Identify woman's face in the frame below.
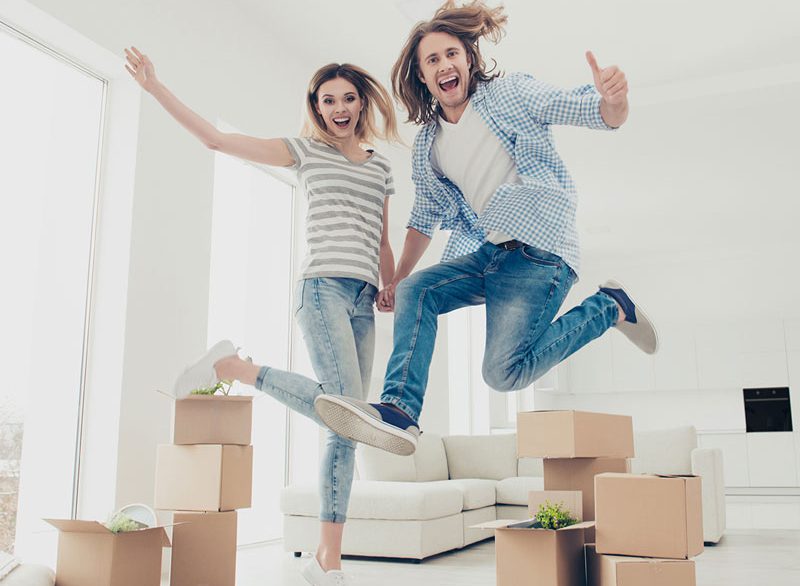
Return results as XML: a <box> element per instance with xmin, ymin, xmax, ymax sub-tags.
<box><xmin>315</xmin><ymin>77</ymin><xmax>362</xmax><ymax>139</ymax></box>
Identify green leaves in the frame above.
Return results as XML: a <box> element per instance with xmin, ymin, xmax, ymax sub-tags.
<box><xmin>189</xmin><ymin>380</ymin><xmax>233</xmax><ymax>396</ymax></box>
<box><xmin>534</xmin><ymin>500</ymin><xmax>578</xmax><ymax>530</ymax></box>
<box><xmin>105</xmin><ymin>512</ymin><xmax>147</xmax><ymax>533</ymax></box>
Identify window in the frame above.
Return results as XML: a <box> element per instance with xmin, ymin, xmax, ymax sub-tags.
<box><xmin>447</xmin><ymin>305</ymin><xmax>540</xmax><ymax>434</ymax></box>
<box><xmin>0</xmin><ymin>20</ymin><xmax>105</xmax><ymax>560</ymax></box>
<box><xmin>207</xmin><ymin>137</ymin><xmax>296</xmax><ymax>544</ymax></box>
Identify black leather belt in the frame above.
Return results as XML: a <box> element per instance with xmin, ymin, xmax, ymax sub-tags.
<box><xmin>497</xmin><ymin>239</ymin><xmax>525</xmax><ymax>251</ymax></box>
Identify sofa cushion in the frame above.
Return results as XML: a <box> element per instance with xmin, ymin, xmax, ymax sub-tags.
<box><xmin>496</xmin><ymin>476</ymin><xmax>545</xmax><ymax>506</ymax></box>
<box><xmin>631</xmin><ymin>426</ymin><xmax>697</xmax><ymax>475</ymax></box>
<box><xmin>414</xmin><ymin>434</ymin><xmax>450</xmax><ymax>481</ymax></box>
<box><xmin>356</xmin><ymin>433</ymin><xmax>448</xmax><ymax>482</ymax></box>
<box><xmin>443</xmin><ymin>434</ymin><xmax>517</xmax><ymax>480</ymax></box>
<box><xmin>431</xmin><ymin>479</ymin><xmax>497</xmax><ymax>511</ymax></box>
<box><xmin>356</xmin><ymin>445</ymin><xmax>416</xmax><ymax>482</ymax></box>
<box><xmin>281</xmin><ymin>481</ymin><xmax>463</xmax><ymax>521</ymax></box>
<box><xmin>517</xmin><ymin>457</ymin><xmax>543</xmax><ymax>477</ymax></box>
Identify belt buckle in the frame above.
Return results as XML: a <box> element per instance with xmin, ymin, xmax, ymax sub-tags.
<box><xmin>500</xmin><ymin>240</ymin><xmax>523</xmax><ymax>251</ymax></box>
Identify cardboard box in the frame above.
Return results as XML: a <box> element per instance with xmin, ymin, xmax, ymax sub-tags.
<box><xmin>173</xmin><ymin>395</ymin><xmax>253</xmax><ymax>445</ymax></box>
<box><xmin>517</xmin><ymin>410</ymin><xmax>634</xmax><ymax>458</ymax></box>
<box><xmin>595</xmin><ymin>473</ymin><xmax>704</xmax><ymax>559</ymax></box>
<box><xmin>171</xmin><ymin>511</ymin><xmax>237</xmax><ymax>586</ymax></box>
<box><xmin>585</xmin><ymin>544</ymin><xmax>696</xmax><ymax>586</ymax></box>
<box><xmin>44</xmin><ymin>519</ymin><xmax>169</xmax><ymax>586</ymax></box>
<box><xmin>475</xmin><ymin>519</ymin><xmax>594</xmax><ymax>586</ymax></box>
<box><xmin>528</xmin><ymin>490</ymin><xmax>584</xmax><ymax>522</ymax></box>
<box><xmin>155</xmin><ymin>444</ymin><xmax>253</xmax><ymax>512</ymax></box>
<box><xmin>543</xmin><ymin>457</ymin><xmax>630</xmax><ymax>542</ymax></box>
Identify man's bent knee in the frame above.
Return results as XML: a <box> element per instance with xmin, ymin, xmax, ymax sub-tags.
<box><xmin>482</xmin><ymin>363</ymin><xmax>516</xmax><ymax>392</ymax></box>
<box><xmin>482</xmin><ymin>362</ymin><xmax>545</xmax><ymax>392</ymax></box>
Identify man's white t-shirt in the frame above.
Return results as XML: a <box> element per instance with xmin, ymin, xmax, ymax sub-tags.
<box><xmin>430</xmin><ymin>100</ymin><xmax>517</xmax><ymax>244</ymax></box>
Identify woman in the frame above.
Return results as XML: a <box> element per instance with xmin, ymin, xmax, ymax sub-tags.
<box><xmin>124</xmin><ymin>47</ymin><xmax>399</xmax><ymax>586</ymax></box>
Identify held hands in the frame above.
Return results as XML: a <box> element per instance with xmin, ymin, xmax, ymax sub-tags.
<box><xmin>376</xmin><ymin>283</ymin><xmax>396</xmax><ymax>312</ymax></box>
<box><xmin>124</xmin><ymin>46</ymin><xmax>159</xmax><ymax>93</ymax></box>
<box><xmin>585</xmin><ymin>51</ymin><xmax>627</xmax><ymax>106</ymax></box>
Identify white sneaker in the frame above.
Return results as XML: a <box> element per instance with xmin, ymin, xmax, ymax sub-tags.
<box><xmin>172</xmin><ymin>340</ymin><xmax>237</xmax><ymax>398</ymax></box>
<box><xmin>599</xmin><ymin>279</ymin><xmax>659</xmax><ymax>354</ymax></box>
<box><xmin>301</xmin><ymin>556</ymin><xmax>349</xmax><ymax>586</ymax></box>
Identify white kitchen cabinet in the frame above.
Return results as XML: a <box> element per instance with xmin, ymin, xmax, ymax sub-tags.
<box><xmin>746</xmin><ymin>432</ymin><xmax>798</xmax><ymax>487</ymax></box>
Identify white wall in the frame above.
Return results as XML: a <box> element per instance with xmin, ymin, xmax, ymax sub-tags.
<box><xmin>534</xmin><ymin>77</ymin><xmax>800</xmax><ymax>484</ymax></box>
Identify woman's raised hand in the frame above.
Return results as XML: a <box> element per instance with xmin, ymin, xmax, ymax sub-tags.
<box><xmin>124</xmin><ymin>46</ymin><xmax>159</xmax><ymax>93</ymax></box>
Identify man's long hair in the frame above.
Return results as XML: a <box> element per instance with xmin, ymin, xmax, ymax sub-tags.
<box><xmin>391</xmin><ymin>1</ymin><xmax>507</xmax><ymax>126</ymax></box>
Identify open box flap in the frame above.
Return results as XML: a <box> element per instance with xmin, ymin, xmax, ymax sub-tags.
<box><xmin>155</xmin><ymin>389</ymin><xmax>254</xmax><ymax>402</ymax></box>
<box><xmin>45</xmin><ymin>519</ymin><xmax>181</xmax><ymax>544</ymax></box>
<box><xmin>44</xmin><ymin>519</ymin><xmax>111</xmax><ymax>534</ymax></box>
<box><xmin>469</xmin><ymin>519</ymin><xmax>595</xmax><ymax>532</ymax></box>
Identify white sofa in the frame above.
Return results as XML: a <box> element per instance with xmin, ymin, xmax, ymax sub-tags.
<box><xmin>280</xmin><ymin>426</ymin><xmax>725</xmax><ymax>560</ymax></box>
<box><xmin>281</xmin><ymin>433</ymin><xmax>541</xmax><ymax>560</ymax></box>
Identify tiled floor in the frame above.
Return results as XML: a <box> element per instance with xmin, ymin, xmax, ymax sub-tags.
<box><xmin>220</xmin><ymin>529</ymin><xmax>800</xmax><ymax>586</ymax></box>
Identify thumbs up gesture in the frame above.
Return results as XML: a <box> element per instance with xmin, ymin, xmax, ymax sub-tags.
<box><xmin>586</xmin><ymin>51</ymin><xmax>628</xmax><ymax>106</ymax></box>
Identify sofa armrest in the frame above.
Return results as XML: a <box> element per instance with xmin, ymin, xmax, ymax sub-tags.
<box><xmin>0</xmin><ymin>565</ymin><xmax>55</xmax><ymax>586</ymax></box>
<box><xmin>691</xmin><ymin>447</ymin><xmax>726</xmax><ymax>543</ymax></box>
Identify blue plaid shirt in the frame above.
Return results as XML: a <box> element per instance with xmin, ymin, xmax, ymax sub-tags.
<box><xmin>407</xmin><ymin>72</ymin><xmax>613</xmax><ymax>276</ymax></box>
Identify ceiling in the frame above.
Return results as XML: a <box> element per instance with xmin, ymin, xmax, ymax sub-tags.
<box><xmin>236</xmin><ymin>0</ymin><xmax>800</xmax><ymax>259</ymax></box>
<box><xmin>238</xmin><ymin>0</ymin><xmax>799</xmax><ymax>90</ymax></box>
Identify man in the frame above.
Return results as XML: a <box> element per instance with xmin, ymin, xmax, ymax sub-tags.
<box><xmin>315</xmin><ymin>0</ymin><xmax>658</xmax><ymax>456</ymax></box>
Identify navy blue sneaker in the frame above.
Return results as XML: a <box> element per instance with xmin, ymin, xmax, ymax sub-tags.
<box><xmin>313</xmin><ymin>395</ymin><xmax>420</xmax><ymax>456</ymax></box>
<box><xmin>599</xmin><ymin>279</ymin><xmax>659</xmax><ymax>354</ymax></box>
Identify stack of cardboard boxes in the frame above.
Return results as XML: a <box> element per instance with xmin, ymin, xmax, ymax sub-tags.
<box><xmin>479</xmin><ymin>410</ymin><xmax>703</xmax><ymax>586</ymax></box>
<box><xmin>588</xmin><ymin>472</ymin><xmax>702</xmax><ymax>585</ymax></box>
<box><xmin>155</xmin><ymin>394</ymin><xmax>254</xmax><ymax>586</ymax></box>
<box><xmin>518</xmin><ymin>410</ymin><xmax>634</xmax><ymax>543</ymax></box>
<box><xmin>42</xmin><ymin>393</ymin><xmax>255</xmax><ymax>586</ymax></box>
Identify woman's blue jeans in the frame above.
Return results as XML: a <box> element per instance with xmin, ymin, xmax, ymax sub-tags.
<box><xmin>254</xmin><ymin>277</ymin><xmax>376</xmax><ymax>523</ymax></box>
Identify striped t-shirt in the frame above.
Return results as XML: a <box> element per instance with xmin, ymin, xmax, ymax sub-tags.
<box><xmin>283</xmin><ymin>138</ymin><xmax>394</xmax><ymax>287</ymax></box>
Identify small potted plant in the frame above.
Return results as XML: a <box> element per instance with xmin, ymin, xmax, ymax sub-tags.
<box><xmin>190</xmin><ymin>379</ymin><xmax>233</xmax><ymax>396</ymax></box>
<box><xmin>534</xmin><ymin>500</ymin><xmax>578</xmax><ymax>530</ymax></box>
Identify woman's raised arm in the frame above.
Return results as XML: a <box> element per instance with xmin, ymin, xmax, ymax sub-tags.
<box><xmin>124</xmin><ymin>46</ymin><xmax>294</xmax><ymax>167</ymax></box>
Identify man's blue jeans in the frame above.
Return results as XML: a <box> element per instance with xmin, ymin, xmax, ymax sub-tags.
<box><xmin>381</xmin><ymin>242</ymin><xmax>619</xmax><ymax>422</ymax></box>
<box><xmin>254</xmin><ymin>277</ymin><xmax>376</xmax><ymax>523</ymax></box>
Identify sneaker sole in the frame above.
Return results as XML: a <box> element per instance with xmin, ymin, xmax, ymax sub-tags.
<box><xmin>314</xmin><ymin>395</ymin><xmax>418</xmax><ymax>456</ymax></box>
<box><xmin>606</xmin><ymin>279</ymin><xmax>659</xmax><ymax>354</ymax></box>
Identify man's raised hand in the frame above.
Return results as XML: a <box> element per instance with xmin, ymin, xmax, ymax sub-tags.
<box><xmin>586</xmin><ymin>50</ymin><xmax>627</xmax><ymax>106</ymax></box>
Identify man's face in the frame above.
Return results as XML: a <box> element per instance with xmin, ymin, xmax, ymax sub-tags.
<box><xmin>417</xmin><ymin>31</ymin><xmax>471</xmax><ymax>118</ymax></box>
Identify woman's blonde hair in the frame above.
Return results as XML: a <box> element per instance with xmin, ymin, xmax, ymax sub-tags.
<box><xmin>391</xmin><ymin>1</ymin><xmax>507</xmax><ymax>125</ymax></box>
<box><xmin>303</xmin><ymin>63</ymin><xmax>401</xmax><ymax>146</ymax></box>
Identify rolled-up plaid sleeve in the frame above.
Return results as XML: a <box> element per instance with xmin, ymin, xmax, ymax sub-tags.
<box><xmin>406</xmin><ymin>177</ymin><xmax>441</xmax><ymax>237</ymax></box>
<box><xmin>509</xmin><ymin>72</ymin><xmax>613</xmax><ymax>130</ymax></box>
<box><xmin>405</xmin><ymin>131</ymin><xmax>442</xmax><ymax>237</ymax></box>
